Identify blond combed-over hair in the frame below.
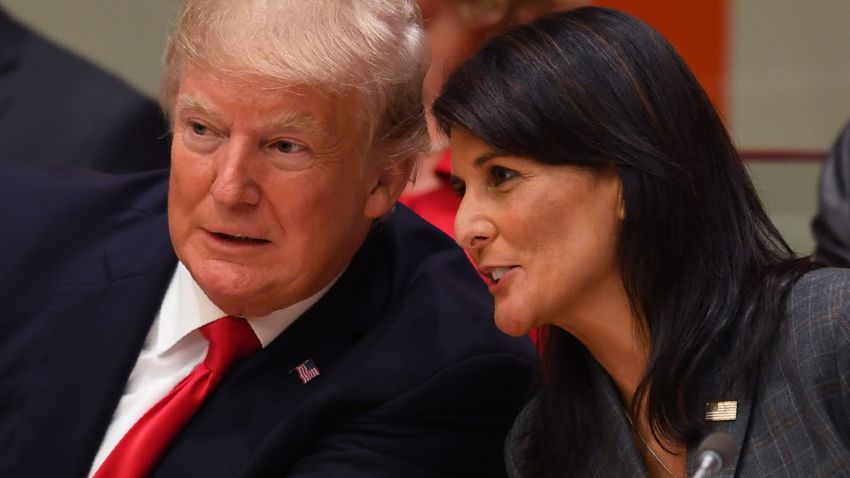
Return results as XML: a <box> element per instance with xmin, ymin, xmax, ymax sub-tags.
<box><xmin>161</xmin><ymin>0</ymin><xmax>430</xmax><ymax>169</ymax></box>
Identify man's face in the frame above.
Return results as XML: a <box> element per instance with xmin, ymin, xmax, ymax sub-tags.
<box><xmin>168</xmin><ymin>65</ymin><xmax>398</xmax><ymax>317</ymax></box>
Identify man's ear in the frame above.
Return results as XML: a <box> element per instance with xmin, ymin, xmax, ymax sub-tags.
<box><xmin>363</xmin><ymin>156</ymin><xmax>415</xmax><ymax>219</ymax></box>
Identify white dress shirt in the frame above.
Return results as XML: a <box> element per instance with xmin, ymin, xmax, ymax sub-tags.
<box><xmin>87</xmin><ymin>262</ymin><xmax>338</xmax><ymax>476</ymax></box>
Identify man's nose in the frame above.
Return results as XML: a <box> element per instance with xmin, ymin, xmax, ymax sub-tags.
<box><xmin>454</xmin><ymin>195</ymin><xmax>495</xmax><ymax>252</ymax></box>
<box><xmin>210</xmin><ymin>139</ymin><xmax>261</xmax><ymax>206</ymax></box>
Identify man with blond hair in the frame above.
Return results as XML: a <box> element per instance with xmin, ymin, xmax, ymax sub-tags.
<box><xmin>0</xmin><ymin>1</ymin><xmax>535</xmax><ymax>477</ymax></box>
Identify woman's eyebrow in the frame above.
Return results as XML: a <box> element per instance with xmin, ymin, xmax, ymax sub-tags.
<box><xmin>475</xmin><ymin>151</ymin><xmax>510</xmax><ymax>167</ymax></box>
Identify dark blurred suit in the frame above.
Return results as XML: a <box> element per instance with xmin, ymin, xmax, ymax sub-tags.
<box><xmin>0</xmin><ymin>164</ymin><xmax>536</xmax><ymax>477</ymax></box>
<box><xmin>0</xmin><ymin>8</ymin><xmax>169</xmax><ymax>173</ymax></box>
<box><xmin>814</xmin><ymin>121</ymin><xmax>850</xmax><ymax>267</ymax></box>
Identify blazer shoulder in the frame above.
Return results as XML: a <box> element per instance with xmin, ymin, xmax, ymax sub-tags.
<box><xmin>0</xmin><ymin>164</ymin><xmax>169</xmax><ymax>215</ymax></box>
<box><xmin>742</xmin><ymin>268</ymin><xmax>850</xmax><ymax>476</ymax></box>
<box><xmin>0</xmin><ymin>165</ymin><xmax>170</xmax><ymax>278</ymax></box>
<box><xmin>779</xmin><ymin>267</ymin><xmax>850</xmax><ymax>383</ymax></box>
<box><xmin>786</xmin><ymin>267</ymin><xmax>850</xmax><ymax>335</ymax></box>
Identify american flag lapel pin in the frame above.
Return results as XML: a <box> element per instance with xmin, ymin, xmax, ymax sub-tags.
<box><xmin>290</xmin><ymin>358</ymin><xmax>321</xmax><ymax>384</ymax></box>
<box><xmin>705</xmin><ymin>400</ymin><xmax>737</xmax><ymax>421</ymax></box>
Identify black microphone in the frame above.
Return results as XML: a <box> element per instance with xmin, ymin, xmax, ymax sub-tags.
<box><xmin>692</xmin><ymin>432</ymin><xmax>736</xmax><ymax>478</ymax></box>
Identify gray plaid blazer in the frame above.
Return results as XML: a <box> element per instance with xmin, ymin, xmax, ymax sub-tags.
<box><xmin>506</xmin><ymin>268</ymin><xmax>850</xmax><ymax>477</ymax></box>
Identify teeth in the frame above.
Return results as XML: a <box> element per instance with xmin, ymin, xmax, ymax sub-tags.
<box><xmin>490</xmin><ymin>267</ymin><xmax>512</xmax><ymax>282</ymax></box>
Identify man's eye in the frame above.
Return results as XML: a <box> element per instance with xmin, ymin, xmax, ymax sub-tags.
<box><xmin>191</xmin><ymin>122</ymin><xmax>209</xmax><ymax>136</ymax></box>
<box><xmin>267</xmin><ymin>139</ymin><xmax>313</xmax><ymax>171</ymax></box>
<box><xmin>272</xmin><ymin>140</ymin><xmax>307</xmax><ymax>154</ymax></box>
<box><xmin>489</xmin><ymin>166</ymin><xmax>518</xmax><ymax>186</ymax></box>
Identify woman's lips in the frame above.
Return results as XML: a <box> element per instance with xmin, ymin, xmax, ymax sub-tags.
<box><xmin>479</xmin><ymin>265</ymin><xmax>519</xmax><ymax>289</ymax></box>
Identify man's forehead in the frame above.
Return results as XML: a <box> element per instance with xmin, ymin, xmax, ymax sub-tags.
<box><xmin>172</xmin><ymin>65</ymin><xmax>370</xmax><ymax>146</ymax></box>
<box><xmin>174</xmin><ymin>74</ymin><xmax>351</xmax><ymax>139</ymax></box>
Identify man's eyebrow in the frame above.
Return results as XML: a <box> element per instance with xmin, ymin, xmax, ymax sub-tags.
<box><xmin>175</xmin><ymin>95</ymin><xmax>333</xmax><ymax>141</ymax></box>
<box><xmin>265</xmin><ymin>110</ymin><xmax>329</xmax><ymax>135</ymax></box>
<box><xmin>174</xmin><ymin>95</ymin><xmax>215</xmax><ymax>117</ymax></box>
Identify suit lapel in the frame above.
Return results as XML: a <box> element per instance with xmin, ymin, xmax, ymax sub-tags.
<box><xmin>12</xmin><ymin>214</ymin><xmax>176</xmax><ymax>478</ymax></box>
<box><xmin>587</xmin><ymin>360</ymin><xmax>650</xmax><ymax>477</ymax></box>
<box><xmin>686</xmin><ymin>354</ymin><xmax>758</xmax><ymax>477</ymax></box>
<box><xmin>586</xmin><ymin>355</ymin><xmax>757</xmax><ymax>478</ymax></box>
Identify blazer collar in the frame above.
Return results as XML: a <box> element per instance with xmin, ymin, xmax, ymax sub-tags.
<box><xmin>587</xmin><ymin>360</ymin><xmax>650</xmax><ymax>477</ymax></box>
<box><xmin>685</xmin><ymin>349</ymin><xmax>758</xmax><ymax>477</ymax></box>
<box><xmin>587</xmin><ymin>351</ymin><xmax>756</xmax><ymax>478</ymax></box>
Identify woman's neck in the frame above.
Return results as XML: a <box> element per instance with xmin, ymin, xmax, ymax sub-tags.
<box><xmin>551</xmin><ymin>276</ymin><xmax>687</xmax><ymax>477</ymax></box>
<box><xmin>554</xmin><ymin>275</ymin><xmax>645</xmax><ymax>400</ymax></box>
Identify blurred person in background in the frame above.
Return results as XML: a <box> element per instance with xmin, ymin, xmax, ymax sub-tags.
<box><xmin>435</xmin><ymin>7</ymin><xmax>850</xmax><ymax>477</ymax></box>
<box><xmin>0</xmin><ymin>7</ymin><xmax>169</xmax><ymax>173</ymax></box>
<box><xmin>0</xmin><ymin>1</ymin><xmax>535</xmax><ymax>477</ymax></box>
<box><xmin>401</xmin><ymin>0</ymin><xmax>586</xmax><ymax>236</ymax></box>
<box><xmin>813</xmin><ymin>120</ymin><xmax>850</xmax><ymax>267</ymax></box>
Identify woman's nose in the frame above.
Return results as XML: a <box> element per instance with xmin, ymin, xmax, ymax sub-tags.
<box><xmin>454</xmin><ymin>196</ymin><xmax>495</xmax><ymax>251</ymax></box>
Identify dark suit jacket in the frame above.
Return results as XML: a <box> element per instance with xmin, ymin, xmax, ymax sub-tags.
<box><xmin>0</xmin><ymin>9</ymin><xmax>170</xmax><ymax>173</ymax></box>
<box><xmin>814</xmin><ymin>121</ymin><xmax>850</xmax><ymax>268</ymax></box>
<box><xmin>506</xmin><ymin>268</ymin><xmax>850</xmax><ymax>477</ymax></box>
<box><xmin>0</xmin><ymin>164</ymin><xmax>537</xmax><ymax>477</ymax></box>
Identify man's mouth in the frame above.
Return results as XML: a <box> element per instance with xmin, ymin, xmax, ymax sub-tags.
<box><xmin>211</xmin><ymin>232</ymin><xmax>270</xmax><ymax>244</ymax></box>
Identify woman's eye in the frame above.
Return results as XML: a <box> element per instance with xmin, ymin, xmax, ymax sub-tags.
<box><xmin>450</xmin><ymin>176</ymin><xmax>466</xmax><ymax>197</ymax></box>
<box><xmin>489</xmin><ymin>166</ymin><xmax>518</xmax><ymax>186</ymax></box>
<box><xmin>272</xmin><ymin>140</ymin><xmax>307</xmax><ymax>154</ymax></box>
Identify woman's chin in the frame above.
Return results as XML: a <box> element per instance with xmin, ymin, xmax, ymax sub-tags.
<box><xmin>494</xmin><ymin>311</ymin><xmax>535</xmax><ymax>337</ymax></box>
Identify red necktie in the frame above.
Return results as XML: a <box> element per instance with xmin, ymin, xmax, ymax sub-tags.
<box><xmin>94</xmin><ymin>316</ymin><xmax>261</xmax><ymax>478</ymax></box>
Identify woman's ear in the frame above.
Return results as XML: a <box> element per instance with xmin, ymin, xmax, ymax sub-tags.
<box><xmin>617</xmin><ymin>182</ymin><xmax>626</xmax><ymax>220</ymax></box>
<box><xmin>608</xmin><ymin>164</ymin><xmax>626</xmax><ymax>221</ymax></box>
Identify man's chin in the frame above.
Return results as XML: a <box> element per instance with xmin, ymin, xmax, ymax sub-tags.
<box><xmin>203</xmin><ymin>288</ymin><xmax>279</xmax><ymax>319</ymax></box>
<box><xmin>187</xmin><ymin>261</ymin><xmax>273</xmax><ymax>317</ymax></box>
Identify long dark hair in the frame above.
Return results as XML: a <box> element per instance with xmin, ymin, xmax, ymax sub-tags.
<box><xmin>433</xmin><ymin>7</ymin><xmax>818</xmax><ymax>475</ymax></box>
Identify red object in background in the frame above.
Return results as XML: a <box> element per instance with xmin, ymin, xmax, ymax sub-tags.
<box><xmin>400</xmin><ymin>150</ymin><xmax>460</xmax><ymax>238</ymax></box>
<box><xmin>592</xmin><ymin>0</ymin><xmax>728</xmax><ymax>115</ymax></box>
<box><xmin>528</xmin><ymin>327</ymin><xmax>543</xmax><ymax>347</ymax></box>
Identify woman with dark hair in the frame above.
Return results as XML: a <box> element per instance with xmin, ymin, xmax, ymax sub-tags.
<box><xmin>433</xmin><ymin>7</ymin><xmax>850</xmax><ymax>477</ymax></box>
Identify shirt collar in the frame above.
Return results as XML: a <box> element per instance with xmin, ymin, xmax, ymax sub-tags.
<box><xmin>155</xmin><ymin>262</ymin><xmax>340</xmax><ymax>355</ymax></box>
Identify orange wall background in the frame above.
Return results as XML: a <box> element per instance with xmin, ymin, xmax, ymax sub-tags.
<box><xmin>591</xmin><ymin>0</ymin><xmax>729</xmax><ymax>116</ymax></box>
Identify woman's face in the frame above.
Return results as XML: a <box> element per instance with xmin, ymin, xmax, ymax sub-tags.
<box><xmin>450</xmin><ymin>129</ymin><xmax>625</xmax><ymax>336</ymax></box>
